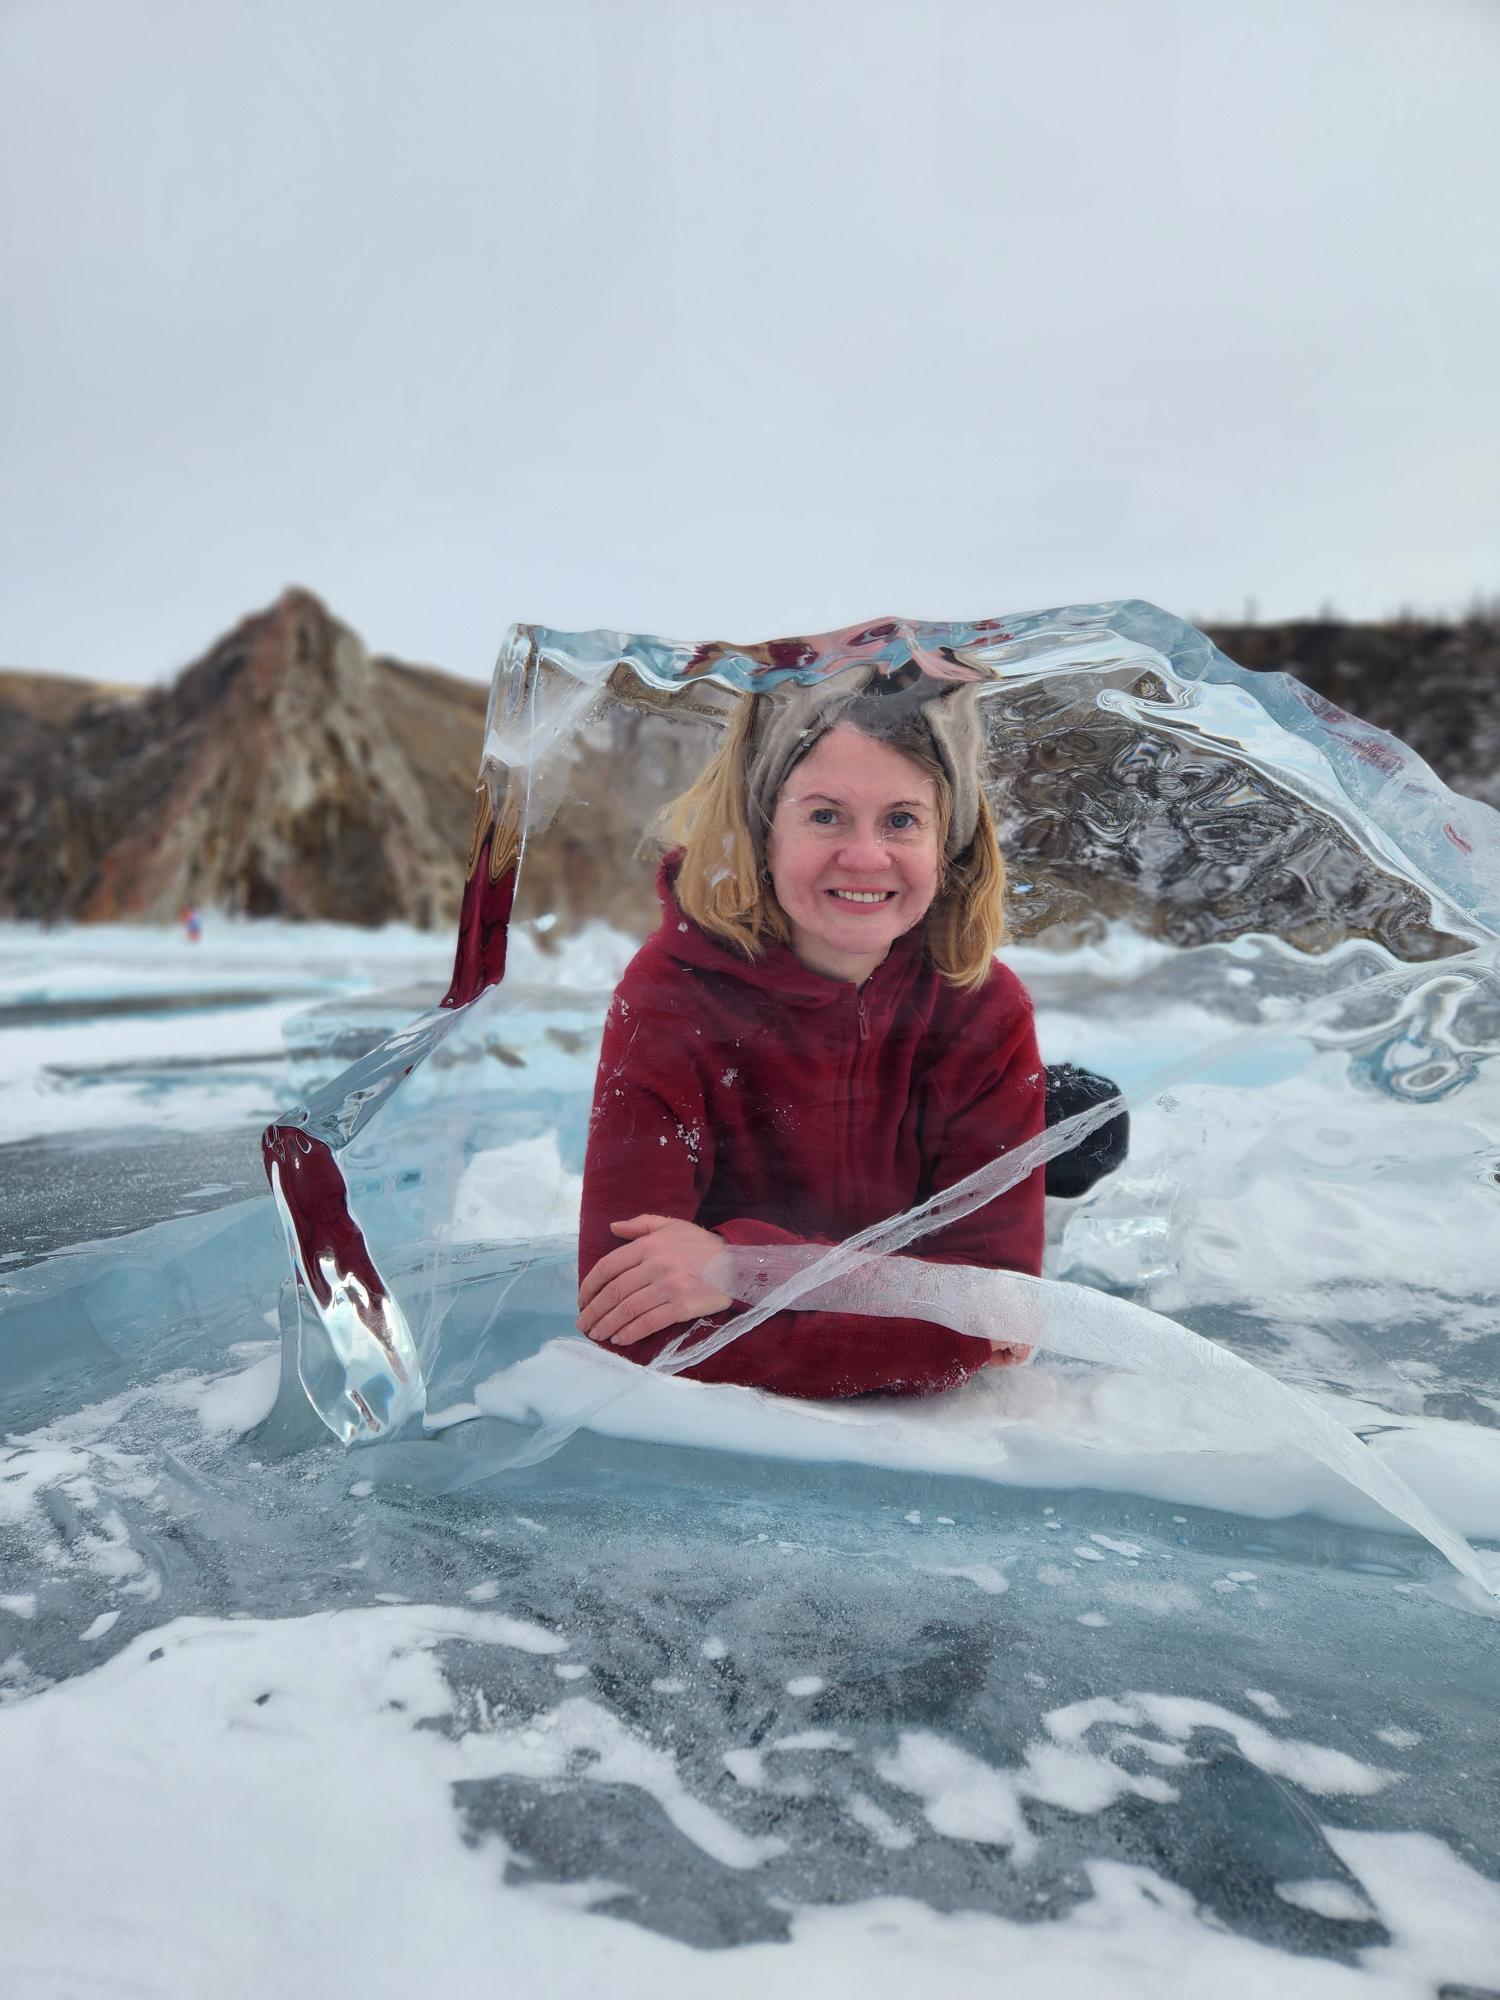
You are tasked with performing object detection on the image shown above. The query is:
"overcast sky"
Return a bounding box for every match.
[2,0,1497,687]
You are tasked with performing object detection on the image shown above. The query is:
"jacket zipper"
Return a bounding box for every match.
[833,987,868,1177]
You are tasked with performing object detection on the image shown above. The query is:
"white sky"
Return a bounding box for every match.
[2,0,1497,686]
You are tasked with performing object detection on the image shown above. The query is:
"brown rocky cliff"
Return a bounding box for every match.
[0,589,486,928]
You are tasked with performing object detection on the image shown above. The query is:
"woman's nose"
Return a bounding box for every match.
[838,821,890,869]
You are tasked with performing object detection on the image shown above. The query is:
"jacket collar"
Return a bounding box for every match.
[652,854,925,1010]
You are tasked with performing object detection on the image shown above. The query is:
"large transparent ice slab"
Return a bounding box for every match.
[257,602,1499,1597]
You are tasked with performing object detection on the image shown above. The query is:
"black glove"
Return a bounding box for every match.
[1044,1063,1129,1199]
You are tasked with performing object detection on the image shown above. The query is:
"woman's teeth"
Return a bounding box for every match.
[830,889,894,903]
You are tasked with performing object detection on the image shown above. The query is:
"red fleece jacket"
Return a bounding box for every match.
[578,861,1046,1400]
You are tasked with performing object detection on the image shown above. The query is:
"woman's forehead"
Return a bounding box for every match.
[781,724,938,803]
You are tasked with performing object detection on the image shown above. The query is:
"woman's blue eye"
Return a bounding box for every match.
[810,808,839,826]
[888,810,917,830]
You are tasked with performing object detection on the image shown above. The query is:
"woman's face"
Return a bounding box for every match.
[765,723,942,984]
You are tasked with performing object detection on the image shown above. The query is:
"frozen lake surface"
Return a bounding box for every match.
[2,915,1498,1997]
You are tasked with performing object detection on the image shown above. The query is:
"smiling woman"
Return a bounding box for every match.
[575,665,1046,1397]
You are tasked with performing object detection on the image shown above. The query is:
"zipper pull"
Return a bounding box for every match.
[856,994,869,1041]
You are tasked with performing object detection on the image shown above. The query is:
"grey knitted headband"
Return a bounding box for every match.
[744,666,984,860]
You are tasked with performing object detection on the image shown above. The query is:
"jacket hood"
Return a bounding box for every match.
[651,853,925,1009]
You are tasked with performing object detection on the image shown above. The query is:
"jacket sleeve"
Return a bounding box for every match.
[906,970,1047,1277]
[578,980,717,1298]
[578,965,1046,1403]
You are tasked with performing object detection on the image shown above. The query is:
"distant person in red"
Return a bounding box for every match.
[576,664,1045,1400]
[180,905,203,943]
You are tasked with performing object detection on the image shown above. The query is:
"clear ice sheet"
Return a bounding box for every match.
[3,602,1500,1989]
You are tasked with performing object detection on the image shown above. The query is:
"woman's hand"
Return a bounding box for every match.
[578,1215,734,1347]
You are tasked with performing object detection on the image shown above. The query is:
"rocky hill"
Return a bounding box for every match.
[0,589,486,928]
[1,597,1495,933]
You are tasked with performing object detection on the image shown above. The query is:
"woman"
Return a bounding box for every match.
[576,665,1045,1399]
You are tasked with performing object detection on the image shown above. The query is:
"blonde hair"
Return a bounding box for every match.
[658,695,1009,990]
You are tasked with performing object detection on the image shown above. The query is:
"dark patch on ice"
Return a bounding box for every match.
[1094,1741,1388,1961]
[1423,1390,1500,1430]
[43,1051,288,1077]
[1,989,312,1026]
[457,1777,794,1947]
[0,1127,263,1267]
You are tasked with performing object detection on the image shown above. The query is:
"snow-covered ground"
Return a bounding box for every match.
[2,915,1499,1996]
